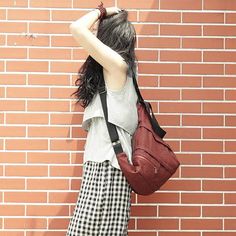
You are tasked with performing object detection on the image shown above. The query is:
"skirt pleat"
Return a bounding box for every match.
[66,160,132,236]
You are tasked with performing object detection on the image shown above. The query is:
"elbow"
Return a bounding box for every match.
[69,22,77,34]
[69,22,83,35]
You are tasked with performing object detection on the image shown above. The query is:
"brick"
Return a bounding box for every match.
[182,38,223,49]
[131,206,157,217]
[0,126,25,137]
[159,233,200,236]
[136,49,158,61]
[161,180,201,191]
[225,193,236,204]
[182,89,223,100]
[135,24,159,35]
[0,152,25,163]
[181,219,222,230]
[50,139,85,151]
[181,193,222,204]
[203,128,236,139]
[6,165,48,177]
[27,152,69,164]
[160,50,201,62]
[8,9,50,20]
[28,74,69,86]
[142,89,180,100]
[0,179,25,189]
[204,0,236,10]
[181,167,223,178]
[161,25,201,36]
[137,192,179,204]
[28,126,69,138]
[139,11,180,23]
[30,0,72,8]
[183,12,224,23]
[203,103,236,113]
[50,113,83,125]
[51,88,75,99]
[202,154,236,165]
[7,61,48,72]
[160,0,201,10]
[0,74,26,85]
[0,0,28,7]
[5,217,46,229]
[139,62,180,74]
[226,13,236,23]
[203,77,236,88]
[29,23,70,34]
[204,51,236,62]
[29,48,71,60]
[226,64,236,75]
[0,48,27,59]
[5,192,47,203]
[160,76,201,87]
[225,219,236,230]
[27,101,69,112]
[137,218,178,230]
[225,167,236,178]
[159,206,200,217]
[0,205,24,216]
[27,179,69,190]
[225,141,236,152]
[203,180,236,191]
[182,115,223,126]
[139,37,180,48]
[203,206,236,217]
[182,140,223,152]
[50,165,82,177]
[7,87,49,98]
[6,139,48,150]
[7,35,49,47]
[0,100,25,111]
[204,26,236,36]
[164,127,200,139]
[26,205,69,216]
[0,22,27,33]
[160,102,201,113]
[50,61,79,73]
[226,38,236,49]
[117,0,158,9]
[203,233,236,236]
[183,63,224,75]
[6,113,48,124]
[226,115,236,126]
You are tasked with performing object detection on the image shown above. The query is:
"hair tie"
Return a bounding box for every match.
[96,1,107,20]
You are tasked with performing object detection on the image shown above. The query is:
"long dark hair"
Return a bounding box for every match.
[70,9,138,108]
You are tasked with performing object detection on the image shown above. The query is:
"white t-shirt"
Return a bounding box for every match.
[82,69,138,170]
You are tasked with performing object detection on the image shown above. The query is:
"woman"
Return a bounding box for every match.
[66,2,138,235]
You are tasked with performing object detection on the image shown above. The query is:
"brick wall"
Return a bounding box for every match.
[1,0,236,235]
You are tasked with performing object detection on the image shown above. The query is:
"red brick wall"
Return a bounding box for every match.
[1,0,236,235]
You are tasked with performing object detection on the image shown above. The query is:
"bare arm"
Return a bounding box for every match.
[69,9,128,73]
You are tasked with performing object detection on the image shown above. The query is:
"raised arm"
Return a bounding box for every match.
[69,8,128,73]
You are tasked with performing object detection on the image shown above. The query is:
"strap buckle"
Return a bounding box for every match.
[112,140,121,147]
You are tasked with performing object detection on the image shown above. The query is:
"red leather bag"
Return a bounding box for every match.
[99,67,180,195]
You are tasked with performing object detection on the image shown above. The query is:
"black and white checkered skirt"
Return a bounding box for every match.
[66,160,132,236]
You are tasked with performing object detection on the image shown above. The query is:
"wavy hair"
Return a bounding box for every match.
[70,9,138,108]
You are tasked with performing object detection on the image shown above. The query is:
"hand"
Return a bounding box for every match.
[105,7,123,17]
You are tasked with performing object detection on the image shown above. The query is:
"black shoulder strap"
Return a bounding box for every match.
[98,85,123,155]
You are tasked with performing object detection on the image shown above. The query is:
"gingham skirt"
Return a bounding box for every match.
[66,160,132,236]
